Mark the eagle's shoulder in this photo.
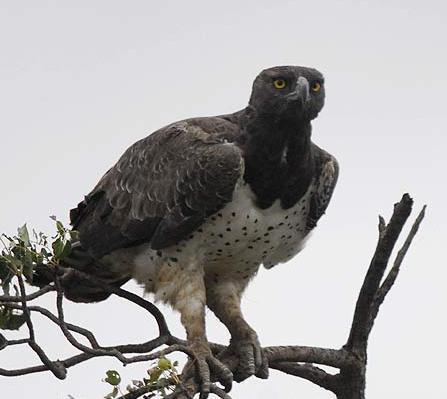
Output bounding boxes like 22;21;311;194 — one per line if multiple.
70;116;245;258
306;143;339;231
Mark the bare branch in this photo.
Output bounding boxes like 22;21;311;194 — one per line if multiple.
0;195;426;399
368;205;426;331
270;361;338;392
378;215;386;238
0;284;55;303
6;338;30;346
264;346;358;369
346;194;413;353
16;275;67;379
60;267;171;336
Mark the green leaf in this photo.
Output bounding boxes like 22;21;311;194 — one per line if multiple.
157;357;171;371
148;367;163;383
22;252;34;283
0;270;13;295
52;239;64;260
30;250;44;265
4;255;22;274
60;241;72;260
0;257;10;277
17;224;30;246
105;370;121;386
0;307;26;330
56;221;65;236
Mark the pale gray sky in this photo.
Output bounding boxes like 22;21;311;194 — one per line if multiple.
0;1;446;398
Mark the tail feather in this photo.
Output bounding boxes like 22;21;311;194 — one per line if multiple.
34;241;130;303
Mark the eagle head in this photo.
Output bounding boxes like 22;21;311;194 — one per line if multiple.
249;65;325;122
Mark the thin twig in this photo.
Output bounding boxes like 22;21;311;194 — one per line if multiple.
0;284;55;303
3;302;100;349
17;274;66;379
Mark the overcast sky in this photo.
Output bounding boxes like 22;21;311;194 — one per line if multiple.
1;1;446;398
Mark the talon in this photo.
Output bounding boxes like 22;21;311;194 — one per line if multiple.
185;341;233;397
255;350;269;379
207;355;233;392
227;332;269;382
197;357;211;398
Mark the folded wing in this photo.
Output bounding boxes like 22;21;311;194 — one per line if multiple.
70;120;244;259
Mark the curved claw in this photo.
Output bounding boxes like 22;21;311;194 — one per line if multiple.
227;334;269;382
210;384;233;399
197;356;211;399
255;349;269;380
184;341;233;398
207;354;233;392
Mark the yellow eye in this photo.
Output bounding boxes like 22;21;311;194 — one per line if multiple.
273;79;287;89
312;82;321;92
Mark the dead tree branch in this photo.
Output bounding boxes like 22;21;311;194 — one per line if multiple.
0;194;425;399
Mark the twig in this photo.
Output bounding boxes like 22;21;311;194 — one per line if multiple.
17;274;66;379
369;205;427;324
346;194;413;353
269;362;338;392
3;302;100;349
0;284;55;302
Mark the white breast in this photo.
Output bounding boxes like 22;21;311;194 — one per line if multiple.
174;181;315;271
120;180;315;296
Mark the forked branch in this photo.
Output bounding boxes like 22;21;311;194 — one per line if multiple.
0;194;425;399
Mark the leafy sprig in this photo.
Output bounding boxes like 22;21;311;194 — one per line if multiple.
104;357;181;399
0;218;76;330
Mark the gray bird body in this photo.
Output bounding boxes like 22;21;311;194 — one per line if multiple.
62;66;339;393
66;116;337;302
100;164;320;301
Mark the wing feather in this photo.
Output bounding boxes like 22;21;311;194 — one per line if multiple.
306;145;339;231
70;119;243;258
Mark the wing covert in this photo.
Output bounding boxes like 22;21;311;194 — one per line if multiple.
306;146;339;231
70;120;244;258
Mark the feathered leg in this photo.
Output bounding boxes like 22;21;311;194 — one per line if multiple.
169;267;233;397
206;279;269;382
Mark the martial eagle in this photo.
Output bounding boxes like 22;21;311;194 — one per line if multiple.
64;66;338;396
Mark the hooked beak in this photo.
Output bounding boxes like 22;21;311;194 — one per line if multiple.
286;76;310;106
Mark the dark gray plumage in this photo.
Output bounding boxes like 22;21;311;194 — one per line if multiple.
63;65;338;395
